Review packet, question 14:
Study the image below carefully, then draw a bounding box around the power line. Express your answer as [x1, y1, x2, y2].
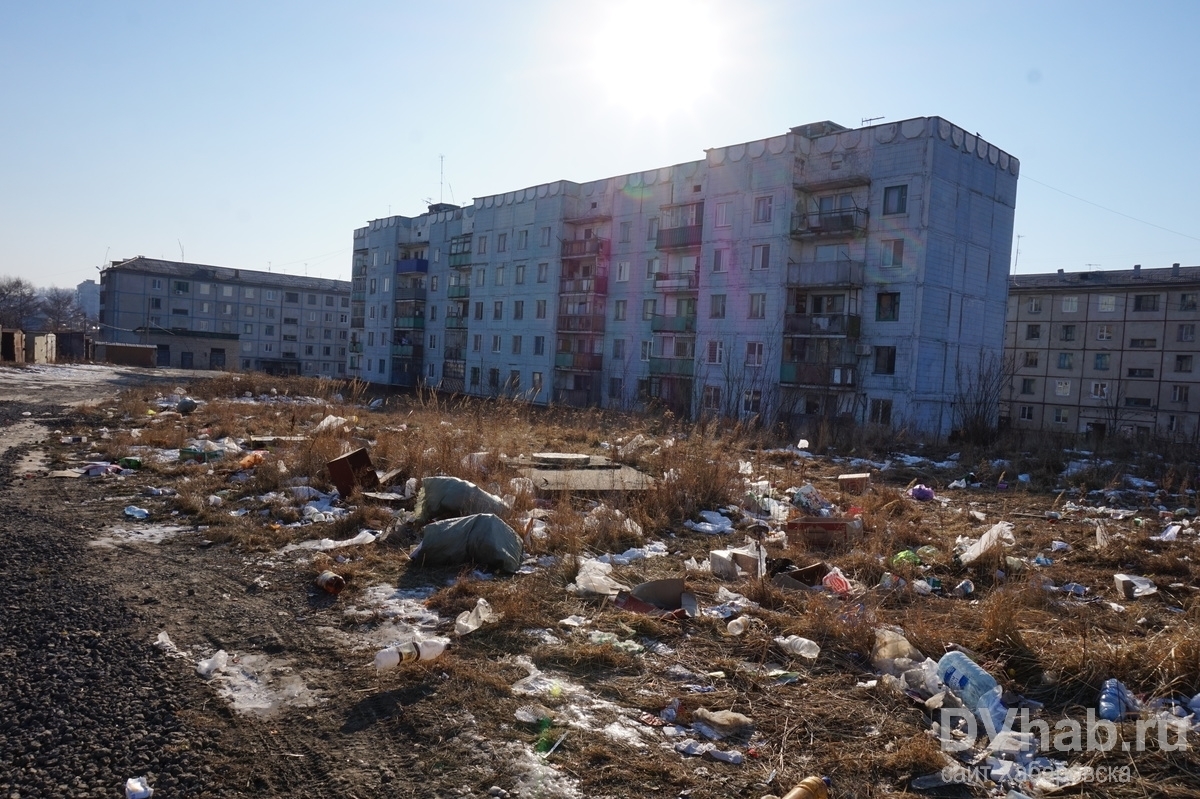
[1024, 175, 1200, 244]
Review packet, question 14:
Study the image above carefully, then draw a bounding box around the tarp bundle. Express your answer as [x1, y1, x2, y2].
[411, 513, 523, 574]
[413, 476, 508, 524]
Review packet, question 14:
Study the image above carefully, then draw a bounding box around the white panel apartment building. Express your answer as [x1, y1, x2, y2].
[1004, 264, 1200, 440]
[351, 116, 1019, 436]
[100, 257, 351, 374]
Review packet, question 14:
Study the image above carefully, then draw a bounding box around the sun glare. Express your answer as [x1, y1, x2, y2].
[586, 0, 729, 120]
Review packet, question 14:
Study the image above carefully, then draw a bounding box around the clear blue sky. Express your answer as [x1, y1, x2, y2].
[3, 0, 1198, 289]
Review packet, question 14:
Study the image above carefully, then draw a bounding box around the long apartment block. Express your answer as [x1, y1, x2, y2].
[99, 256, 351, 375]
[1005, 264, 1200, 440]
[350, 116, 1019, 435]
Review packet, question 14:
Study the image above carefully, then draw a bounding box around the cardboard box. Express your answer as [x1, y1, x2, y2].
[785, 516, 864, 550]
[326, 447, 380, 497]
[837, 473, 871, 494]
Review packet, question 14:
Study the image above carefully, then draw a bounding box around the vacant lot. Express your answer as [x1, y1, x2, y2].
[1, 365, 1197, 798]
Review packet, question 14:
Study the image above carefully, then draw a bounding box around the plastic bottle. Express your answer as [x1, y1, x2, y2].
[374, 637, 449, 670]
[782, 776, 830, 799]
[775, 635, 820, 660]
[726, 617, 747, 636]
[938, 650, 1004, 726]
[1098, 678, 1138, 721]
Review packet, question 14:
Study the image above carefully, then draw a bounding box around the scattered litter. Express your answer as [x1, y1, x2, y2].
[123, 505, 150, 520]
[456, 598, 499, 636]
[411, 514, 523, 574]
[1113, 573, 1157, 599]
[684, 511, 734, 535]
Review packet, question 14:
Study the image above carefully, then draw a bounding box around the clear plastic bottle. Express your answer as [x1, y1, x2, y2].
[374, 637, 449, 670]
[1098, 678, 1138, 721]
[937, 651, 998, 709]
[775, 635, 820, 660]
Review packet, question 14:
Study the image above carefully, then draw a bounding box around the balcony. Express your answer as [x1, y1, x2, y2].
[555, 352, 603, 371]
[655, 225, 703, 250]
[394, 286, 426, 301]
[444, 347, 465, 362]
[349, 341, 363, 353]
[391, 371, 420, 388]
[561, 238, 609, 259]
[447, 284, 470, 299]
[395, 258, 429, 274]
[559, 274, 608, 294]
[391, 343, 423, 359]
[393, 315, 426, 330]
[783, 313, 862, 337]
[651, 314, 697, 333]
[653, 271, 699, 292]
[556, 314, 606, 332]
[554, 387, 595, 407]
[790, 209, 868, 238]
[780, 362, 856, 387]
[649, 357, 695, 377]
[445, 315, 468, 329]
[350, 317, 364, 329]
[351, 291, 366, 303]
[786, 260, 865, 287]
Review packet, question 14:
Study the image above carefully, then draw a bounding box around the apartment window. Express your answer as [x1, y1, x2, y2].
[493, 301, 503, 320]
[263, 343, 274, 353]
[616, 261, 630, 282]
[643, 299, 656, 320]
[517, 230, 528, 249]
[869, 399, 893, 425]
[1091, 381, 1109, 400]
[608, 376, 623, 399]
[703, 385, 722, 410]
[640, 340, 652, 361]
[472, 334, 482, 352]
[497, 233, 507, 252]
[540, 227, 551, 247]
[1094, 353, 1111, 370]
[512, 335, 522, 355]
[429, 305, 438, 321]
[367, 332, 375, 346]
[1172, 385, 1190, 403]
[713, 248, 727, 273]
[1024, 323, 1041, 340]
[1057, 353, 1074, 370]
[151, 279, 163, 290]
[488, 368, 500, 389]
[619, 221, 632, 242]
[369, 279, 377, 294]
[751, 243, 770, 270]
[1096, 324, 1113, 341]
[1061, 296, 1078, 313]
[1125, 397, 1152, 408]
[1181, 293, 1198, 311]
[491, 335, 501, 353]
[753, 195, 773, 223]
[614, 300, 627, 321]
[537, 263, 548, 283]
[513, 300, 524, 320]
[745, 341, 764, 367]
[264, 324, 276, 336]
[1178, 323, 1195, 342]
[428, 334, 437, 350]
[705, 294, 725, 320]
[882, 185, 908, 215]
[1027, 297, 1043, 313]
[1128, 367, 1154, 378]
[170, 307, 189, 316]
[749, 293, 766, 319]
[322, 346, 332, 356]
[244, 306, 255, 317]
[1129, 338, 1157, 348]
[473, 301, 483, 320]
[196, 283, 211, 295]
[647, 217, 658, 240]
[873, 346, 896, 375]
[1096, 295, 1115, 312]
[476, 268, 486, 287]
[430, 276, 438, 292]
[706, 340, 724, 364]
[1054, 408, 1069, 425]
[1060, 324, 1076, 342]
[470, 367, 481, 387]
[339, 313, 347, 324]
[534, 336, 545, 355]
[536, 299, 547, 319]
[1055, 379, 1071, 397]
[150, 297, 162, 309]
[172, 280, 190, 294]
[368, 306, 375, 320]
[304, 345, 314, 356]
[223, 286, 235, 298]
[1133, 294, 1159, 311]
[1019, 405, 1035, 421]
[515, 264, 525, 284]
[496, 266, 505, 286]
[1176, 355, 1194, 372]
[876, 292, 900, 322]
[285, 292, 298, 303]
[1024, 351, 1039, 368]
[476, 235, 488, 255]
[646, 257, 660, 279]
[881, 239, 903, 268]
[612, 338, 624, 360]
[742, 390, 762, 414]
[222, 303, 233, 315]
[532, 372, 543, 392]
[715, 201, 731, 227]
[1020, 378, 1036, 394]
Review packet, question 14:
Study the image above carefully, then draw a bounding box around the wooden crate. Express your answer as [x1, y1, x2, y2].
[785, 516, 864, 550]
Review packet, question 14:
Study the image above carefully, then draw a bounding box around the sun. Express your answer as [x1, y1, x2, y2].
[585, 0, 729, 120]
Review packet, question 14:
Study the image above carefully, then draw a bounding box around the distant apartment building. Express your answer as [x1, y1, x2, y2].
[1004, 264, 1200, 440]
[75, 279, 100, 320]
[351, 116, 1019, 436]
[100, 257, 351, 374]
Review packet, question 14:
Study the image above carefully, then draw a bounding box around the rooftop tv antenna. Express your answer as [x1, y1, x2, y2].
[440, 154, 445, 203]
[861, 116, 884, 126]
[1014, 234, 1023, 270]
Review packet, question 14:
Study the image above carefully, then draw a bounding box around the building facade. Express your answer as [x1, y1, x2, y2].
[1004, 264, 1200, 441]
[76, 279, 101, 321]
[351, 116, 1019, 436]
[99, 257, 351, 374]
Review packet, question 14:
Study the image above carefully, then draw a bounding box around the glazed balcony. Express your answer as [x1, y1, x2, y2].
[786, 260, 865, 287]
[394, 286, 426, 301]
[783, 313, 861, 337]
[444, 347, 465, 362]
[779, 362, 856, 387]
[649, 357, 695, 377]
[655, 225, 703, 251]
[790, 209, 868, 237]
[447, 284, 470, 299]
[650, 314, 696, 333]
[556, 314, 606, 332]
[561, 238, 609, 259]
[653, 271, 699, 292]
[554, 352, 603, 371]
[445, 315, 468, 329]
[348, 341, 363, 354]
[554, 387, 595, 407]
[392, 315, 426, 330]
[395, 258, 429, 274]
[391, 343, 424, 359]
[559, 274, 608, 294]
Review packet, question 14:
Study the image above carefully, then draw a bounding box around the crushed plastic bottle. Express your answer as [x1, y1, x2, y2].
[775, 635, 820, 660]
[455, 597, 497, 636]
[375, 637, 449, 670]
[1098, 678, 1140, 721]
